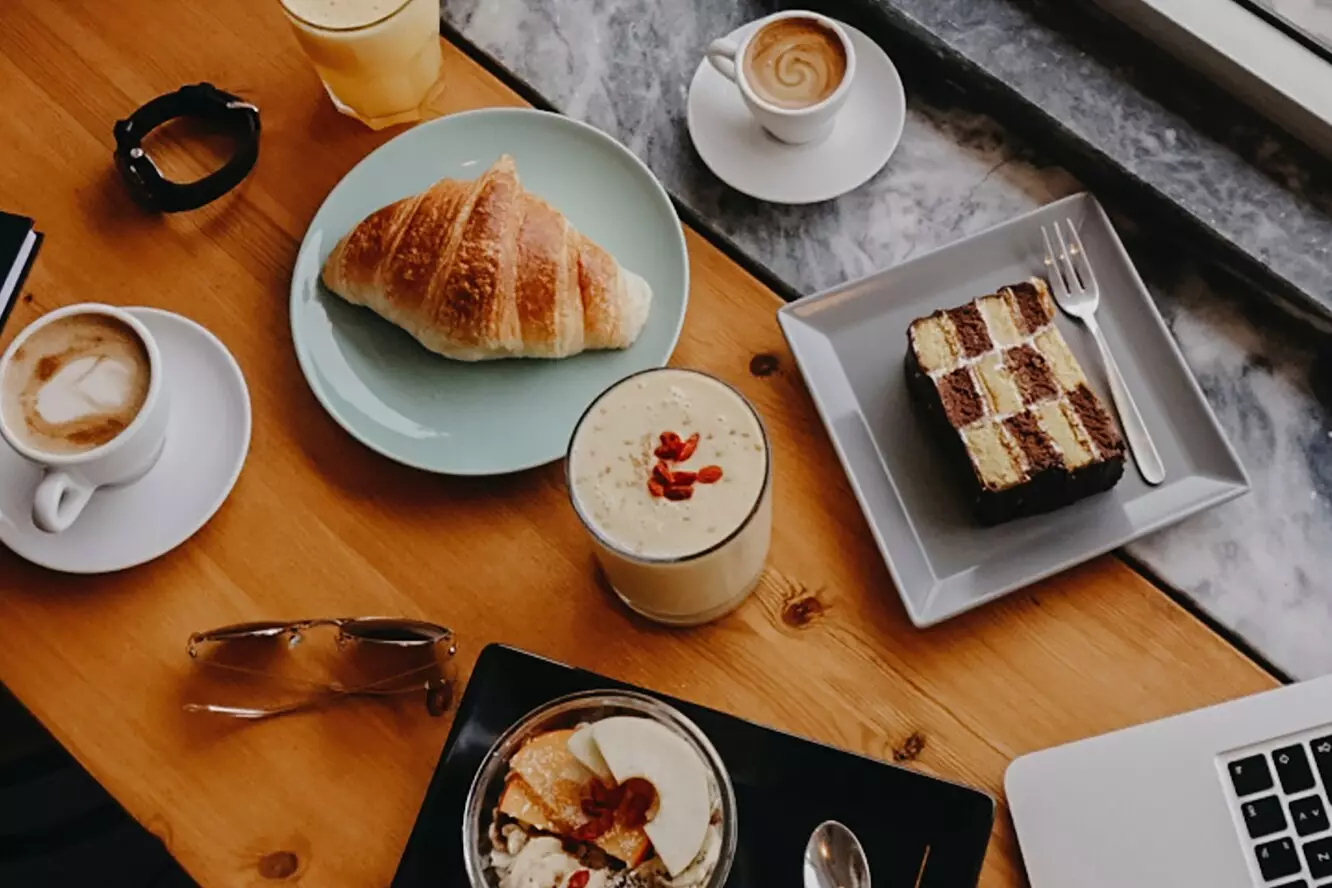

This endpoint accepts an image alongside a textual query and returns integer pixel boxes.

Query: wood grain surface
[0,2,1276,885]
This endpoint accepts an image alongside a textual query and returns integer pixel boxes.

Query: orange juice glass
[280,0,444,129]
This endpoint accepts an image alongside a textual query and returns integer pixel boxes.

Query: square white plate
[778,192,1249,626]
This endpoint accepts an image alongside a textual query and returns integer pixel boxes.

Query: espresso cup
[0,304,169,533]
[705,11,857,145]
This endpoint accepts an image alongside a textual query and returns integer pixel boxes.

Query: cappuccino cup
[0,304,169,533]
[706,11,856,145]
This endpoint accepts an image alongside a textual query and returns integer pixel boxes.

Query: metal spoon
[804,820,871,888]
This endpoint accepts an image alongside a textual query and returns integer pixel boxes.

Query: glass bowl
[462,690,738,888]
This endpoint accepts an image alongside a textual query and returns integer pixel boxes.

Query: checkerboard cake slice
[905,278,1125,525]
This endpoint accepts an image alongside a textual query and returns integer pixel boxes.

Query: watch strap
[113,83,261,213]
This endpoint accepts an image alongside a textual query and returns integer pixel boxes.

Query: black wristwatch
[113,83,261,213]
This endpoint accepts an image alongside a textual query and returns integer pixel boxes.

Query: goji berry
[652,460,674,486]
[618,778,657,829]
[697,465,723,483]
[677,432,701,461]
[655,431,683,459]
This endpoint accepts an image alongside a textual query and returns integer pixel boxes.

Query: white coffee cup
[0,303,169,533]
[706,10,857,145]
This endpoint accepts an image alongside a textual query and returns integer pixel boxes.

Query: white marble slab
[443,0,1332,679]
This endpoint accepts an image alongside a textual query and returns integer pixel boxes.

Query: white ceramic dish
[778,192,1249,626]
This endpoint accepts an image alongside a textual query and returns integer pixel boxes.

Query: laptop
[1007,673,1332,886]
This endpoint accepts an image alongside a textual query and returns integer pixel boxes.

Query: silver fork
[1041,219,1165,485]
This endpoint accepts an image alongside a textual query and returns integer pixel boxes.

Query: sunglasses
[185,617,457,720]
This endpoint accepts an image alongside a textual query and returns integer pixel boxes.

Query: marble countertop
[442,0,1332,681]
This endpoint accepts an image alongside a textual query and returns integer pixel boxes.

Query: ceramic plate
[778,192,1249,626]
[290,109,688,475]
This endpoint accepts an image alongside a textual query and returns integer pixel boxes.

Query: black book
[0,212,42,335]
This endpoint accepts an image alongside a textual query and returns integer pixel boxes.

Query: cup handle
[706,38,740,82]
[33,470,96,533]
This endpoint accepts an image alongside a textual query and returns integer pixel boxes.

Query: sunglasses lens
[200,621,294,641]
[188,621,298,657]
[341,619,452,646]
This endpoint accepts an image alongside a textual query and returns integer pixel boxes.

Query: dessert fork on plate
[1041,219,1165,485]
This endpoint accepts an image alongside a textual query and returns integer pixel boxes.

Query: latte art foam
[1,314,151,455]
[743,18,847,110]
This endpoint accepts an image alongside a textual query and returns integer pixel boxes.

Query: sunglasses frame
[187,617,456,658]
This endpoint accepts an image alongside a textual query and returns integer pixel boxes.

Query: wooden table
[0,2,1275,885]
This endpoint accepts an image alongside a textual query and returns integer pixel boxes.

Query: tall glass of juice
[280,0,444,130]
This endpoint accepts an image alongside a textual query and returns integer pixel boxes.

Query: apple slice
[509,729,596,829]
[590,717,711,877]
[567,723,614,783]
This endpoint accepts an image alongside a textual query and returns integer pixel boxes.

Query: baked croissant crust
[321,154,653,361]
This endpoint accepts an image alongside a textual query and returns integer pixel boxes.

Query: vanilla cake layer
[905,278,1125,525]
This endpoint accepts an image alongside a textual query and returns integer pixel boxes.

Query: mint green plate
[290,109,688,475]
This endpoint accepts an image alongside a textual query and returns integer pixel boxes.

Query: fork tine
[1040,225,1067,298]
[1063,217,1099,293]
[1052,221,1082,293]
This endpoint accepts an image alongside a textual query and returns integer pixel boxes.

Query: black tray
[393,644,995,887]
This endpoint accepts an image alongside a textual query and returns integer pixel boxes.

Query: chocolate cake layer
[946,303,992,358]
[939,368,985,427]
[905,278,1125,525]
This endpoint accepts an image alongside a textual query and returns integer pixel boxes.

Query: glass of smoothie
[567,368,773,626]
[279,0,445,130]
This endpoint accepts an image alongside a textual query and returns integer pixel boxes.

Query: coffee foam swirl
[1,314,151,455]
[743,19,847,110]
[36,355,137,424]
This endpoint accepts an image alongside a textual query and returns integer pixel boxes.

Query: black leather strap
[113,83,261,213]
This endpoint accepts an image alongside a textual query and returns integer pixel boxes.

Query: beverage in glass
[280,0,445,129]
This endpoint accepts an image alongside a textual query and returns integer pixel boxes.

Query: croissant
[320,155,653,361]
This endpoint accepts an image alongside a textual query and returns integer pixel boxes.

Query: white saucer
[0,308,251,574]
[687,19,906,205]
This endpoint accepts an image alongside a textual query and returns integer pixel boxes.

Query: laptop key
[1259,837,1303,880]
[1230,754,1275,796]
[1308,836,1332,879]
[1276,744,1318,794]
[1313,737,1332,790]
[1292,795,1331,837]
[1244,795,1289,838]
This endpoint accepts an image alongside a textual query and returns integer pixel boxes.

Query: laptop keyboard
[1225,730,1332,886]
